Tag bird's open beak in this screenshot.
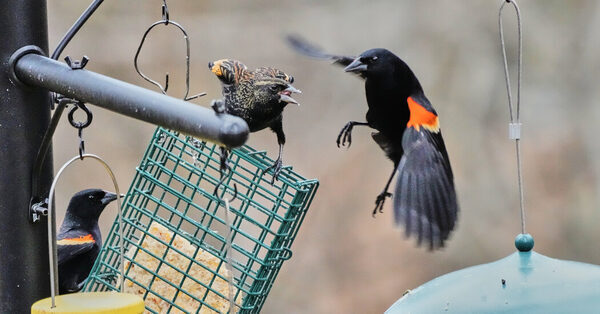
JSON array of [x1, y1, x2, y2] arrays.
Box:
[[279, 85, 302, 106], [344, 58, 367, 73], [101, 191, 118, 205]]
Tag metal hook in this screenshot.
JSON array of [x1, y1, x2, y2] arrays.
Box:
[[67, 102, 93, 129], [213, 167, 238, 204], [67, 101, 93, 160], [133, 2, 206, 100], [162, 0, 169, 25]]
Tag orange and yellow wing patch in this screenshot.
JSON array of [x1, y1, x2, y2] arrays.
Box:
[[406, 97, 440, 133], [57, 234, 95, 245]]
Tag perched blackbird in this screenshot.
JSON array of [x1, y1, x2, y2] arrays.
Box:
[[58, 189, 118, 293], [287, 35, 458, 249], [208, 59, 301, 182]]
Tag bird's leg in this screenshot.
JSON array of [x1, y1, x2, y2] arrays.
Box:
[[265, 120, 285, 184], [373, 164, 398, 217], [337, 121, 369, 148], [264, 144, 284, 184]]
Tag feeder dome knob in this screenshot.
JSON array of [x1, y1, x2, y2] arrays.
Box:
[[515, 233, 534, 252]]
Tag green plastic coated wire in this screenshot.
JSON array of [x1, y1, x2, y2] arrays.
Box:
[[84, 127, 319, 313]]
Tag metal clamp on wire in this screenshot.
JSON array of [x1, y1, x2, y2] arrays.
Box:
[[31, 199, 49, 223], [509, 122, 522, 140]]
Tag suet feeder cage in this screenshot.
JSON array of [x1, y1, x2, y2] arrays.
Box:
[[84, 127, 319, 313]]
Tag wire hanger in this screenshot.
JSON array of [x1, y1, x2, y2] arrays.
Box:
[[133, 0, 205, 101], [499, 0, 527, 235], [46, 154, 125, 307]]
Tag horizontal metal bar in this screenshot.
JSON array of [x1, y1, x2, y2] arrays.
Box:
[[13, 53, 248, 147]]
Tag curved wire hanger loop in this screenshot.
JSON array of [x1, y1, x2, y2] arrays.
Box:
[[133, 0, 206, 101], [499, 0, 526, 235], [499, 0, 522, 124], [46, 154, 125, 308]]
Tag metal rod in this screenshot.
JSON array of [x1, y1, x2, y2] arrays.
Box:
[[51, 0, 104, 60], [0, 0, 52, 311], [30, 0, 105, 209], [13, 53, 249, 148]]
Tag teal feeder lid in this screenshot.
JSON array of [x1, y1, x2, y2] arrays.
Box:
[[386, 234, 600, 313]]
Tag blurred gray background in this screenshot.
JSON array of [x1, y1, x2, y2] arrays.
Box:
[[48, 1, 600, 313]]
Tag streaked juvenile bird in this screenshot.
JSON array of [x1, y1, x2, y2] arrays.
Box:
[[58, 189, 118, 293], [208, 59, 301, 182], [287, 35, 458, 249]]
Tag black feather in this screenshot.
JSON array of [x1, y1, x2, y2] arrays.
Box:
[[285, 34, 357, 68], [57, 189, 116, 294], [393, 129, 458, 249], [287, 37, 459, 249]]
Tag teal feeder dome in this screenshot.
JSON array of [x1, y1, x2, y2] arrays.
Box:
[[386, 234, 600, 313]]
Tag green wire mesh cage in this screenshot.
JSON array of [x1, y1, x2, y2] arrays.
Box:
[[84, 127, 319, 313]]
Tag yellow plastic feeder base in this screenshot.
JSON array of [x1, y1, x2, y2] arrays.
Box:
[[31, 292, 144, 314]]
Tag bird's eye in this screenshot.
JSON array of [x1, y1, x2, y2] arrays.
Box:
[[361, 56, 378, 64], [269, 85, 279, 92], [89, 195, 95, 199], [288, 76, 294, 84]]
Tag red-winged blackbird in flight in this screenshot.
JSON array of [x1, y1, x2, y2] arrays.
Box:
[[287, 35, 458, 249], [58, 189, 118, 293], [208, 59, 301, 183]]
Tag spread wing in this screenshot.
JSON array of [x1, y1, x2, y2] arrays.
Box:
[[57, 230, 97, 265], [393, 127, 458, 250], [286, 34, 365, 78]]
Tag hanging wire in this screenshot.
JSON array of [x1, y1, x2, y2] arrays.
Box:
[[223, 197, 237, 313], [499, 0, 526, 234], [30, 0, 105, 212], [133, 0, 206, 100], [46, 154, 125, 307], [136, 2, 234, 309], [51, 0, 104, 60]]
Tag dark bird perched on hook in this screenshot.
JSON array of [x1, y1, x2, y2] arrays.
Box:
[[287, 35, 458, 249], [58, 189, 118, 293], [209, 59, 301, 183]]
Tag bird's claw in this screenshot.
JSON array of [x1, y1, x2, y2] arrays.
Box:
[[264, 158, 283, 184], [372, 192, 392, 217], [336, 122, 355, 148]]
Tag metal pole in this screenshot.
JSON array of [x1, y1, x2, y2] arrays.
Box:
[[0, 0, 53, 311], [12, 53, 249, 148]]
